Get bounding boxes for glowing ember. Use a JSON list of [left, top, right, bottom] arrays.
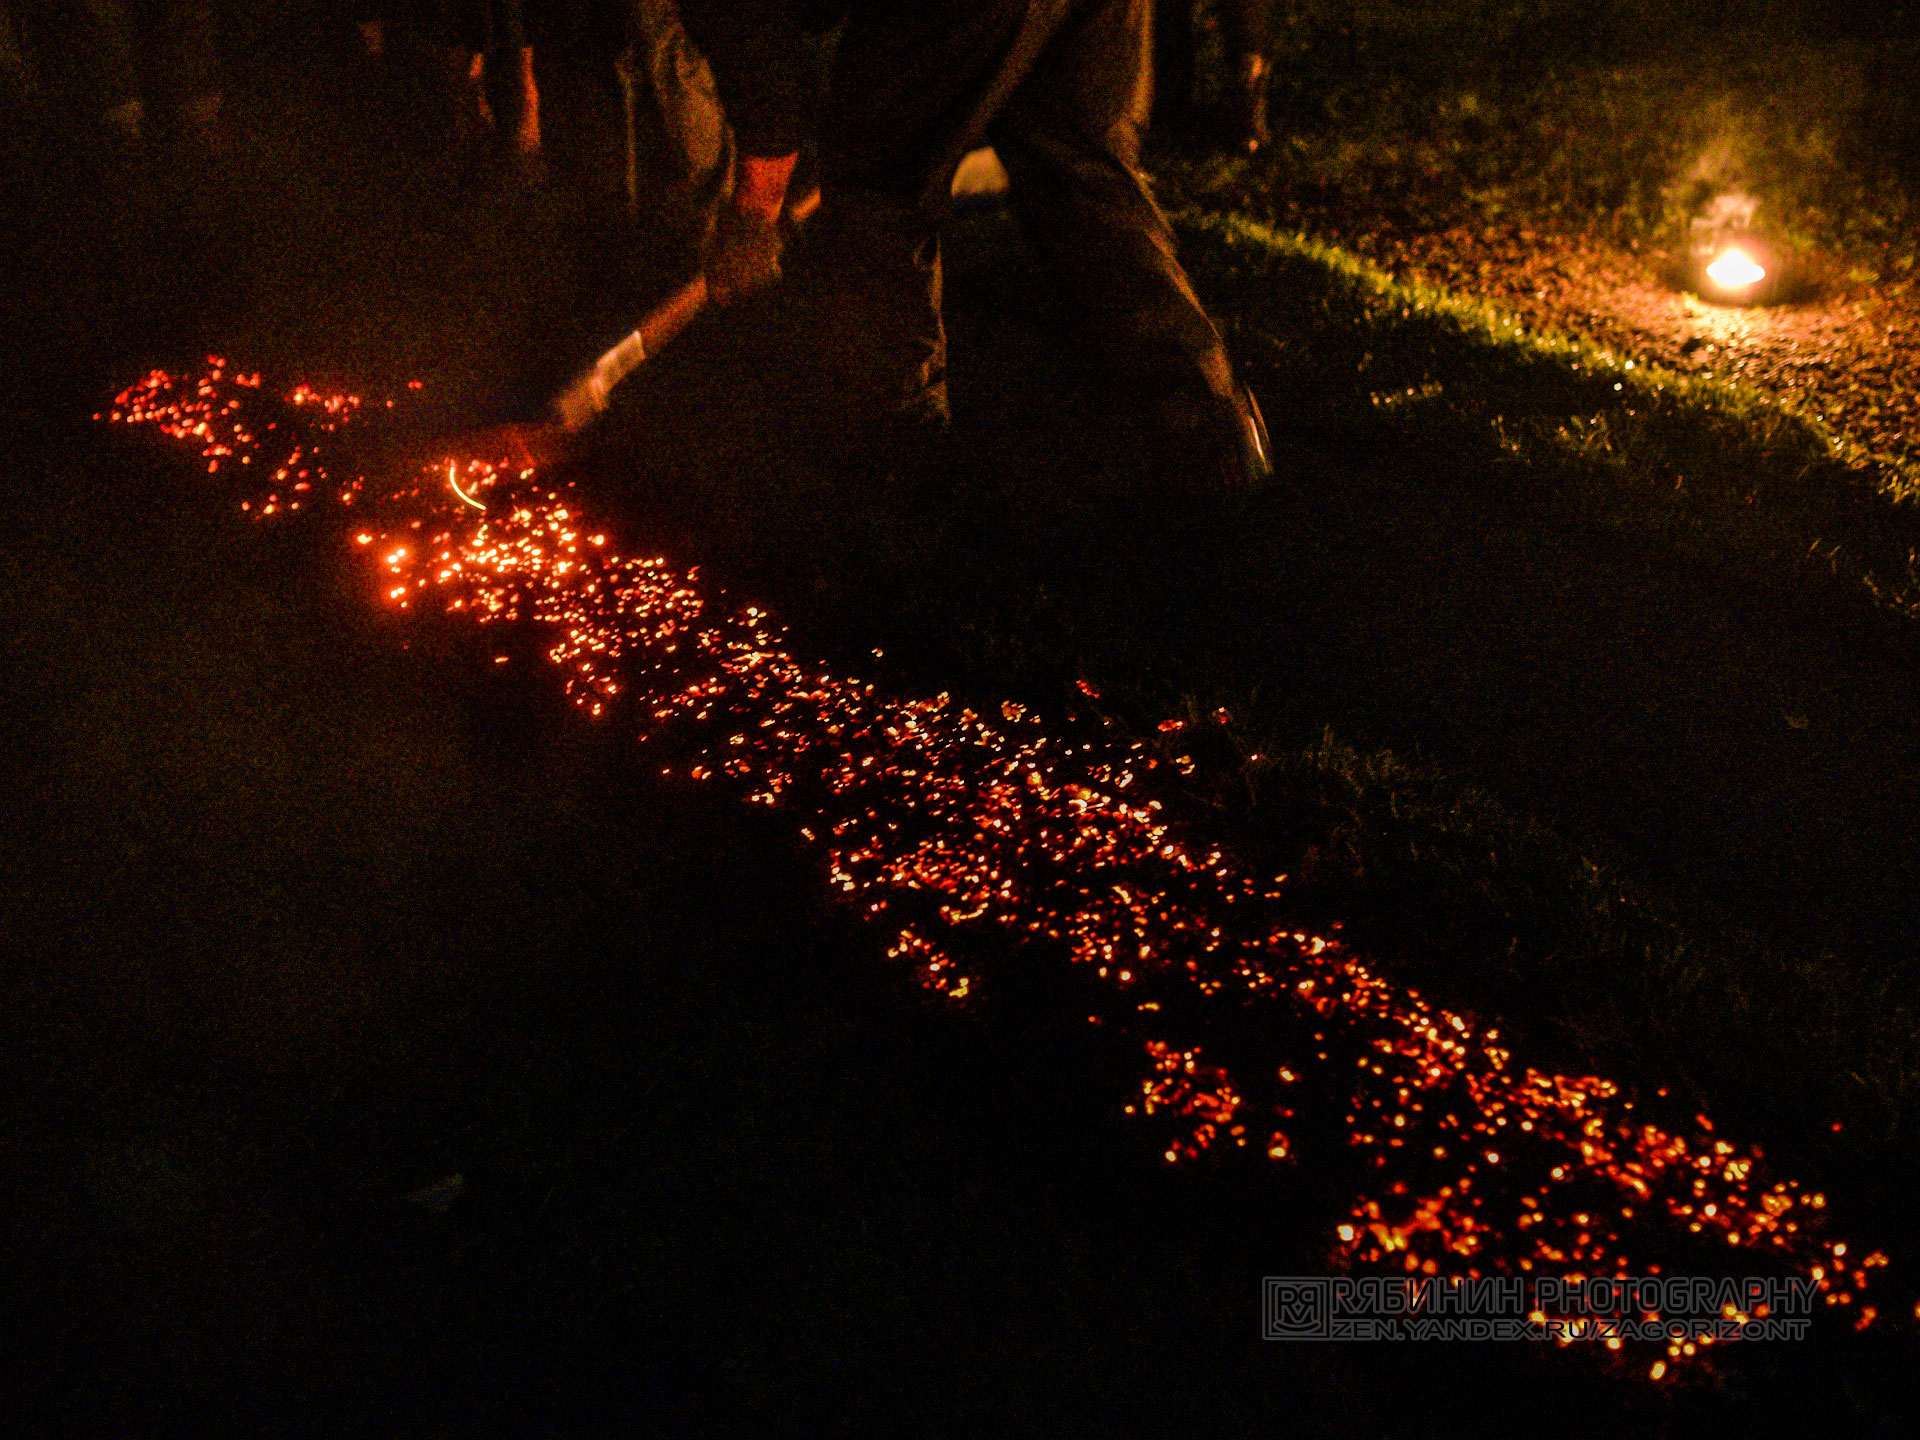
[[1706, 247, 1766, 291], [108, 361, 1898, 1383]]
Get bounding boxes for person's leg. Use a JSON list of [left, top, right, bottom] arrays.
[[1150, 0, 1196, 131], [356, 3, 386, 58], [163, 0, 224, 151], [0, 1, 30, 98], [1219, 0, 1273, 153], [458, 45, 491, 129], [446, 0, 493, 146], [1219, 0, 1274, 71], [617, 0, 735, 256], [71, 0, 145, 143], [785, 27, 834, 224], [991, 0, 1267, 490], [489, 0, 537, 157], [792, 188, 949, 441], [993, 0, 1227, 399], [510, 39, 539, 155]]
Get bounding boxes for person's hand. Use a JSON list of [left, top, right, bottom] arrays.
[[707, 152, 799, 306], [706, 203, 785, 305]]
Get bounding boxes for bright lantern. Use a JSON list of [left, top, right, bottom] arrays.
[[1706, 247, 1766, 290]]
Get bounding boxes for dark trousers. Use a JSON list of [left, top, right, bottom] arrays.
[[448, 0, 526, 53], [356, 1, 528, 52], [806, 0, 1234, 424], [72, 0, 217, 111], [1154, 0, 1274, 116]]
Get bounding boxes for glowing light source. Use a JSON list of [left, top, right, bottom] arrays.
[[1685, 197, 1783, 306], [1705, 247, 1766, 291], [109, 362, 1901, 1385]]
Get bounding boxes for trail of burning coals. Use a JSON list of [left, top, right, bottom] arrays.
[[107, 362, 1897, 1380]]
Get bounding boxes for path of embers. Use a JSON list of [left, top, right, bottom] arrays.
[[107, 362, 1898, 1381]]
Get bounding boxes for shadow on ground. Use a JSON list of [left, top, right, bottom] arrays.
[[0, 39, 1912, 1435]]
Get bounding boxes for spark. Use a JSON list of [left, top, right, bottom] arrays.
[[109, 362, 1899, 1384], [449, 460, 487, 511]]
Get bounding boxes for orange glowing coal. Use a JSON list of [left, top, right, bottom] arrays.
[[109, 361, 1902, 1386], [1706, 247, 1766, 291]]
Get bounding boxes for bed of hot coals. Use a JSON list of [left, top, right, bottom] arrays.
[[104, 361, 1900, 1382]]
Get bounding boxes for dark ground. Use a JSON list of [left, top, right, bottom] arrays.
[[2, 34, 1917, 1437]]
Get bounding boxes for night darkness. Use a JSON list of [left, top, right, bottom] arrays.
[[5, 3, 1920, 1435]]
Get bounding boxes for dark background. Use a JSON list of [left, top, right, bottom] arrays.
[[3, 8, 1918, 1436]]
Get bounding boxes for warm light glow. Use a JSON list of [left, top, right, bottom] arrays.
[[1706, 247, 1766, 290], [110, 361, 1896, 1386]]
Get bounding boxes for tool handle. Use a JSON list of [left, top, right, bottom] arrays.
[[552, 274, 710, 431], [633, 273, 710, 360]]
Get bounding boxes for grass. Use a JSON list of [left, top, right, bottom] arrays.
[[1221, 729, 1920, 1170], [10, 35, 1920, 1429], [1170, 211, 1920, 616], [1164, 211, 1920, 1184], [1194, 1, 1920, 275], [613, 201, 1920, 1229], [0, 406, 1677, 1438], [1077, 188, 1920, 1198], [1084, 23, 1920, 1202]]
